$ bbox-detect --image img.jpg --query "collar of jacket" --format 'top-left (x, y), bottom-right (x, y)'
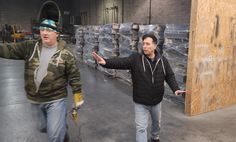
top-left (28, 39), bottom-right (66, 62)
top-left (142, 49), bottom-right (161, 61)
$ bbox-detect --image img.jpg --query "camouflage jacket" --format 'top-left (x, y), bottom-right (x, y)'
top-left (0, 40), bottom-right (81, 103)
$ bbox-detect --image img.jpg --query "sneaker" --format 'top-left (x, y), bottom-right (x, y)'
top-left (64, 132), bottom-right (69, 142)
top-left (151, 138), bottom-right (160, 142)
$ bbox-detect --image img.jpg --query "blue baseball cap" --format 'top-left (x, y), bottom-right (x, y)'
top-left (39, 19), bottom-right (59, 32)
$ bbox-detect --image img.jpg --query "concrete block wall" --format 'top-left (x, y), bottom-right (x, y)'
top-left (71, 0), bottom-right (191, 25)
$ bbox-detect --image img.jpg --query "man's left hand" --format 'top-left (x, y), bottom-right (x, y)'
top-left (175, 90), bottom-right (187, 96)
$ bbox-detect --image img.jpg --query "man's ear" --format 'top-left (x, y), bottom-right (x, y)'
top-left (155, 45), bottom-right (158, 49)
top-left (56, 33), bottom-right (59, 38)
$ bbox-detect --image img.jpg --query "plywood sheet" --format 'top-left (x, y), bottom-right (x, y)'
top-left (186, 0), bottom-right (236, 116)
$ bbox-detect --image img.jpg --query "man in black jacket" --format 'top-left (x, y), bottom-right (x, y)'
top-left (92, 34), bottom-right (185, 142)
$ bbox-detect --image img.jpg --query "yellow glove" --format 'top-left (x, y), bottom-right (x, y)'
top-left (73, 93), bottom-right (84, 108)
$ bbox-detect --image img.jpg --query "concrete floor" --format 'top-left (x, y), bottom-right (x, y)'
top-left (0, 58), bottom-right (235, 142)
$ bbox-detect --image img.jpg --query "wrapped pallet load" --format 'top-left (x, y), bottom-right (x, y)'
top-left (163, 24), bottom-right (189, 102)
top-left (98, 24), bottom-right (119, 76)
top-left (116, 23), bottom-right (139, 84)
top-left (75, 25), bottom-right (85, 60)
top-left (83, 25), bottom-right (100, 68)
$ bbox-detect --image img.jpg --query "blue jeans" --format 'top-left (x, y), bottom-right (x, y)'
top-left (31, 99), bottom-right (67, 142)
top-left (135, 102), bottom-right (161, 142)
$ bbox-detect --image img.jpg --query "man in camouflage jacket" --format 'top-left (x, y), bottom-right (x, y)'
top-left (0, 19), bottom-right (83, 142)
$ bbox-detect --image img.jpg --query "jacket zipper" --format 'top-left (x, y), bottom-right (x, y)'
top-left (145, 57), bottom-right (161, 84)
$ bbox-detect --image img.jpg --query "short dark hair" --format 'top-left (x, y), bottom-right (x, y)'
top-left (142, 34), bottom-right (158, 44)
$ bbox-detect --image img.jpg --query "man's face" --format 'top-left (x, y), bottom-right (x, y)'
top-left (142, 37), bottom-right (156, 57)
top-left (40, 29), bottom-right (58, 46)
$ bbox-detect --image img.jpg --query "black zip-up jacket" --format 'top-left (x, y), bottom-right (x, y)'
top-left (103, 52), bottom-right (180, 106)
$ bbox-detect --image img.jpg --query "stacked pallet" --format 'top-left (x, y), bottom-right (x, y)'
top-left (97, 24), bottom-right (119, 76)
top-left (75, 25), bottom-right (85, 59)
top-left (163, 24), bottom-right (189, 90)
top-left (116, 23), bottom-right (139, 84)
top-left (118, 23), bottom-right (139, 57)
top-left (83, 25), bottom-right (100, 68)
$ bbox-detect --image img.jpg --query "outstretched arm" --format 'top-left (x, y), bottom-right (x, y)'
top-left (92, 51), bottom-right (133, 70)
top-left (0, 40), bottom-right (36, 60)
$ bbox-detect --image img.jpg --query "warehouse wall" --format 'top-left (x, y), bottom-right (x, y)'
top-left (71, 0), bottom-right (191, 25)
top-left (0, 0), bottom-right (40, 31)
top-left (0, 0), bottom-right (191, 31)
top-left (0, 0), bottom-right (74, 31)
top-left (150, 0), bottom-right (191, 24)
top-left (71, 0), bottom-right (122, 25)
